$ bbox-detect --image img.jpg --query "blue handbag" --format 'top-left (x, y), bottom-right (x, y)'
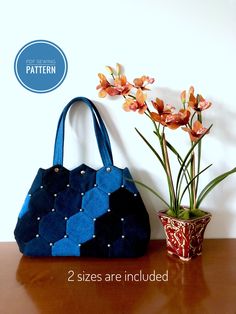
top-left (14, 97), bottom-right (150, 257)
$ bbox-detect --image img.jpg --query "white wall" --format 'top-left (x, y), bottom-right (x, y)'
top-left (1, 0), bottom-right (236, 240)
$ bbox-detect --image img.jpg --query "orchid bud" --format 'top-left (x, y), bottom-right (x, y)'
top-left (116, 63), bottom-right (121, 76)
top-left (180, 90), bottom-right (186, 104)
top-left (189, 86), bottom-right (194, 94)
top-left (105, 66), bottom-right (114, 75)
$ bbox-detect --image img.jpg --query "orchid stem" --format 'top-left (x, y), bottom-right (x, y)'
top-left (190, 145), bottom-right (197, 209)
top-left (162, 132), bottom-right (176, 212)
top-left (196, 113), bottom-right (202, 198)
top-left (190, 111), bottom-right (196, 127)
top-left (146, 108), bottom-right (174, 208)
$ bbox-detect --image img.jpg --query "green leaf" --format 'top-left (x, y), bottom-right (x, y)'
top-left (177, 157), bottom-right (193, 200)
top-left (154, 131), bottom-right (192, 179)
top-left (196, 167), bottom-right (236, 208)
top-left (154, 131), bottom-right (182, 160)
top-left (179, 210), bottom-right (190, 220)
top-left (165, 207), bottom-right (206, 220)
top-left (176, 124), bottom-right (213, 197)
top-left (166, 208), bottom-right (176, 217)
top-left (154, 130), bottom-right (192, 205)
top-left (131, 179), bottom-right (170, 208)
top-left (179, 164), bottom-right (213, 203)
top-left (135, 128), bottom-right (166, 170)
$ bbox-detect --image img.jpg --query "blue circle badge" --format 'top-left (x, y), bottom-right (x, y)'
top-left (14, 40), bottom-right (68, 93)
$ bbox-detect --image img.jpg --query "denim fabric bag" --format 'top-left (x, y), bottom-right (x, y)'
top-left (14, 97), bottom-right (150, 257)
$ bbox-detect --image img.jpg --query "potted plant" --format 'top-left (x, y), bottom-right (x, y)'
top-left (96, 64), bottom-right (236, 261)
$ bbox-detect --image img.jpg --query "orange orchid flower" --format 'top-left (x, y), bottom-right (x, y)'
top-left (123, 89), bottom-right (147, 114)
top-left (133, 76), bottom-right (155, 90)
top-left (113, 75), bottom-right (132, 95)
top-left (188, 93), bottom-right (212, 112)
top-left (164, 109), bottom-right (190, 130)
top-left (150, 98), bottom-right (189, 130)
top-left (96, 73), bottom-right (119, 98)
top-left (96, 73), bottom-right (132, 98)
top-left (187, 86), bottom-right (212, 112)
top-left (182, 120), bottom-right (209, 142)
top-left (151, 98), bottom-right (175, 115)
top-left (151, 108), bottom-right (190, 130)
top-left (150, 98), bottom-right (174, 125)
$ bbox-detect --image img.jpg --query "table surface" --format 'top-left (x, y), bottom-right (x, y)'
top-left (0, 240), bottom-right (235, 314)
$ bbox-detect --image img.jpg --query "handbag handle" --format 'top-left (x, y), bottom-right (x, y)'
top-left (53, 97), bottom-right (113, 167)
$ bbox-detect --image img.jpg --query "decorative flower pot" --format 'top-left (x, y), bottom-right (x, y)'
top-left (158, 210), bottom-right (211, 261)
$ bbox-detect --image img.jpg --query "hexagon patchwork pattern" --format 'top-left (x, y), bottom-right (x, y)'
top-left (14, 164), bottom-right (150, 257)
top-left (82, 188), bottom-right (109, 218)
top-left (43, 166), bottom-right (70, 194)
top-left (39, 212), bottom-right (66, 243)
top-left (52, 238), bottom-right (80, 256)
top-left (67, 213), bottom-right (94, 243)
top-left (54, 188), bottom-right (82, 218)
top-left (70, 164), bottom-right (96, 192)
top-left (96, 166), bottom-right (123, 193)
top-left (95, 212), bottom-right (123, 242)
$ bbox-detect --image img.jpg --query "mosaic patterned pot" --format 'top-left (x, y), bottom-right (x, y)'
top-left (158, 210), bottom-right (211, 261)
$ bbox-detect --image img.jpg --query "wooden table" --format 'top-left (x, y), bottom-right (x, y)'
top-left (0, 240), bottom-right (235, 314)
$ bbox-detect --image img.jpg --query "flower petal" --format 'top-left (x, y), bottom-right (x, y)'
top-left (136, 89), bottom-right (146, 104)
top-left (192, 120), bottom-right (203, 132)
top-left (198, 94), bottom-right (205, 102)
top-left (133, 78), bottom-right (143, 87)
top-left (152, 98), bottom-right (164, 113)
top-left (167, 123), bottom-right (181, 130)
top-left (150, 112), bottom-right (161, 122)
top-left (147, 77), bottom-right (155, 84)
top-left (179, 109), bottom-right (191, 125)
top-left (122, 99), bottom-right (133, 112)
top-left (98, 89), bottom-right (107, 98)
top-left (120, 75), bottom-right (127, 86)
top-left (106, 87), bottom-right (120, 96)
top-left (189, 86), bottom-right (194, 94)
top-left (189, 93), bottom-right (196, 104)
top-left (98, 73), bottom-right (107, 80)
top-left (182, 127), bottom-right (191, 133)
top-left (199, 100), bottom-right (212, 111)
top-left (138, 105), bottom-right (147, 114)
top-left (98, 73), bottom-right (110, 88)
top-left (182, 126), bottom-right (198, 141)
